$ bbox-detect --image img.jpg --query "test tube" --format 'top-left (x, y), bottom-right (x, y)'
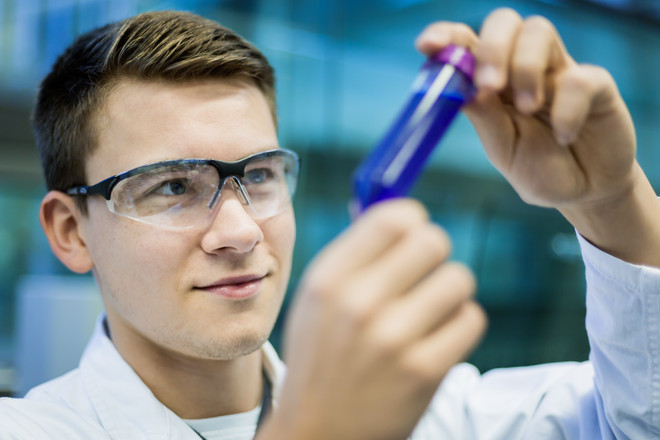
top-left (351, 45), bottom-right (476, 214)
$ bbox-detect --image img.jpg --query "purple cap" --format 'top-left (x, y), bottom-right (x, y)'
top-left (431, 44), bottom-right (475, 80)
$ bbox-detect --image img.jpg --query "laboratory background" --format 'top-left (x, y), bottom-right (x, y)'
top-left (1, 0), bottom-right (658, 397)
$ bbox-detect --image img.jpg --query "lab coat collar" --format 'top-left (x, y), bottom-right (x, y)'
top-left (79, 314), bottom-right (284, 439)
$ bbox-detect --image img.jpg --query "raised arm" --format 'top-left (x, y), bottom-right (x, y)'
top-left (416, 8), bottom-right (660, 438)
top-left (416, 8), bottom-right (660, 268)
top-left (258, 200), bottom-right (487, 440)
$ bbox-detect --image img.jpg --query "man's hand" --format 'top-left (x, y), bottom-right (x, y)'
top-left (417, 8), bottom-right (660, 267)
top-left (261, 199), bottom-right (486, 440)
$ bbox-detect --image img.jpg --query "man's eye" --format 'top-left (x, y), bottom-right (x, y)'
top-left (244, 168), bottom-right (273, 184)
top-left (153, 179), bottom-right (189, 196)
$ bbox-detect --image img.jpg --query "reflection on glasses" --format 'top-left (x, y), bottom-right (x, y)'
top-left (66, 149), bottom-right (300, 228)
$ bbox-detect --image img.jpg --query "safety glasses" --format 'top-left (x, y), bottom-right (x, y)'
top-left (67, 149), bottom-right (299, 228)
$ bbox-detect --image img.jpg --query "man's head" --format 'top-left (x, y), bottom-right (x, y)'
top-left (34, 10), bottom-right (276, 210)
top-left (36, 11), bottom-right (296, 363)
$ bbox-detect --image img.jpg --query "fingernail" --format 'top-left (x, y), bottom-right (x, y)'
top-left (555, 131), bottom-right (572, 147)
top-left (475, 65), bottom-right (501, 89)
top-left (416, 29), bottom-right (449, 49)
top-left (516, 91), bottom-right (537, 114)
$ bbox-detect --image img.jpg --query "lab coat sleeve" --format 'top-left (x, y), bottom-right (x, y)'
top-left (580, 233), bottom-right (660, 439)
top-left (412, 234), bottom-right (660, 439)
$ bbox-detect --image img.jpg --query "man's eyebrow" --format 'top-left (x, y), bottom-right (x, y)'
top-left (119, 161), bottom-right (202, 185)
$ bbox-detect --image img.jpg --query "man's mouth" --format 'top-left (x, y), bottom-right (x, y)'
top-left (195, 274), bottom-right (267, 300)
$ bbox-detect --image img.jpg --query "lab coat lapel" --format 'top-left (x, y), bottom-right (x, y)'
top-left (79, 317), bottom-right (199, 439)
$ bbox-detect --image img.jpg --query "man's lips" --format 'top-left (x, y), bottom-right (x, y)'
top-left (195, 274), bottom-right (267, 300)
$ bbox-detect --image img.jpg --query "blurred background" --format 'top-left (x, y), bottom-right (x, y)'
top-left (1, 0), bottom-right (659, 397)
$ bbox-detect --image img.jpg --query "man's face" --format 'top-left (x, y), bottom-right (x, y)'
top-left (80, 78), bottom-right (295, 360)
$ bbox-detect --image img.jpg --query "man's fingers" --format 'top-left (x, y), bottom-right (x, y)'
top-left (415, 21), bottom-right (479, 55)
top-left (510, 15), bottom-right (569, 114)
top-left (303, 199), bottom-right (429, 287)
top-left (404, 301), bottom-right (487, 382)
top-left (474, 8), bottom-right (523, 91)
top-left (307, 207), bottom-right (454, 328)
top-left (462, 91), bottom-right (517, 174)
top-left (361, 221), bottom-right (451, 293)
top-left (368, 262), bottom-right (477, 350)
top-left (551, 64), bottom-right (617, 146)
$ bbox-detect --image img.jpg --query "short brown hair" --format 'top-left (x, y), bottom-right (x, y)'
top-left (33, 10), bottom-right (276, 207)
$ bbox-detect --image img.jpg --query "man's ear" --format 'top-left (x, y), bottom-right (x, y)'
top-left (39, 191), bottom-right (94, 274)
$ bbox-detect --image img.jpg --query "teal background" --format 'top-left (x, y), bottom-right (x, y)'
top-left (1, 0), bottom-right (658, 394)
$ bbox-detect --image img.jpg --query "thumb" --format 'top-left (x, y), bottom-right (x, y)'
top-left (462, 91), bottom-right (517, 173)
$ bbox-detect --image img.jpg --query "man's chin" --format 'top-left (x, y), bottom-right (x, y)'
top-left (191, 331), bottom-right (271, 361)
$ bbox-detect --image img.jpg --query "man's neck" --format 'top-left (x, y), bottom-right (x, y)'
top-left (105, 319), bottom-right (264, 419)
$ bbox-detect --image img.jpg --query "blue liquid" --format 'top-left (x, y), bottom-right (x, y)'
top-left (353, 58), bottom-right (476, 213)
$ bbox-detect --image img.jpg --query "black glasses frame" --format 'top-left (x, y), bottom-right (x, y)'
top-left (66, 149), bottom-right (300, 200)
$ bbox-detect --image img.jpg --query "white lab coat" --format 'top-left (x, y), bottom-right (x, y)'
top-left (1, 234), bottom-right (659, 439)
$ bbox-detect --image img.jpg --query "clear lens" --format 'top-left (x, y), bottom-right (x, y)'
top-left (241, 153), bottom-right (297, 218)
top-left (111, 163), bottom-right (219, 227)
top-left (107, 151), bottom-right (298, 228)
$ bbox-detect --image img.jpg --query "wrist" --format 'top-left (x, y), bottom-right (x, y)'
top-left (559, 163), bottom-right (660, 267)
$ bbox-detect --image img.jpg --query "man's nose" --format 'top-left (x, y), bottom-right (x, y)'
top-left (200, 177), bottom-right (264, 254)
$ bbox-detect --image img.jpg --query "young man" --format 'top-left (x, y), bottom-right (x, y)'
top-left (1, 7), bottom-right (659, 440)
